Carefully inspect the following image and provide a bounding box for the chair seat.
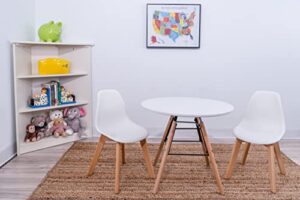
[234,126,283,145]
[97,120,148,143]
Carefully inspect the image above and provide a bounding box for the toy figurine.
[38,21,62,42]
[24,124,41,142]
[40,87,48,105]
[30,87,49,107]
[60,86,76,104]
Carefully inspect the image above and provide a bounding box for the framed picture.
[147,4,201,48]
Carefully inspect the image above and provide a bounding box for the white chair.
[225,91,286,193]
[87,90,155,193]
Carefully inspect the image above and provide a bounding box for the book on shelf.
[49,80,60,106]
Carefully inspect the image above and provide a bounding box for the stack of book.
[43,80,61,106]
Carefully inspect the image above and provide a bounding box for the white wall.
[34,0,300,139]
[0,0,35,165]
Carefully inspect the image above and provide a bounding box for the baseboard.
[0,143,16,168]
[94,128,300,140]
[147,128,300,140]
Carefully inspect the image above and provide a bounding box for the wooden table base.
[153,116,225,195]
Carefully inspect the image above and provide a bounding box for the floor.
[0,138,299,200]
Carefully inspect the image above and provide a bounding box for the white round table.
[142,97,234,117]
[142,97,234,195]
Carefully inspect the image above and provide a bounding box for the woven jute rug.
[29,142,300,200]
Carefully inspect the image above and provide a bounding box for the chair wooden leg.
[153,116,173,166]
[140,139,155,178]
[268,145,276,193]
[196,118,224,195]
[274,142,286,175]
[153,120,177,193]
[241,142,251,165]
[121,144,125,165]
[87,135,106,176]
[115,143,122,194]
[224,138,242,179]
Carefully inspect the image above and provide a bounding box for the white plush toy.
[47,110,72,136]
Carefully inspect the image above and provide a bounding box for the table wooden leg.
[201,139,210,166]
[195,118,209,166]
[153,120,177,193]
[196,117,224,195]
[153,116,174,166]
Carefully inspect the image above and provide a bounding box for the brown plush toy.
[25,124,41,142]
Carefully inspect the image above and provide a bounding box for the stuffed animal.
[31,113,49,138]
[47,110,69,136]
[64,107,86,137]
[48,119,68,137]
[25,124,41,142]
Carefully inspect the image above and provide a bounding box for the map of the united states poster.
[147,4,201,48]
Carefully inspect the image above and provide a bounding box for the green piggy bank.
[38,21,62,42]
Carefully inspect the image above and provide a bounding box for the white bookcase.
[12,41,94,155]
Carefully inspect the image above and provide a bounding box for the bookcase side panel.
[14,45,32,77]
[15,79,32,112]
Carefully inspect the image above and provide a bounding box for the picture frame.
[146,4,201,48]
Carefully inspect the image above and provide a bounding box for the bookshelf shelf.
[19,101,89,113]
[17,72,88,79]
[12,41,94,46]
[19,132,82,155]
[13,41,93,155]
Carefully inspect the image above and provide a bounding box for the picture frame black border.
[146,3,201,49]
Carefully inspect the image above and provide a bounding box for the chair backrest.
[240,91,285,136]
[95,89,129,135]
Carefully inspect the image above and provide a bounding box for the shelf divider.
[19,101,88,113]
[20,132,81,154]
[17,72,88,79]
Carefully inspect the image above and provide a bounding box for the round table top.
[142,97,234,117]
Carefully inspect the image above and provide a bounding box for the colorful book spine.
[50,82,55,106]
[51,80,60,106]
[57,81,62,105]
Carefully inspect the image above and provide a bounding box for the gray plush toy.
[64,107,86,137]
